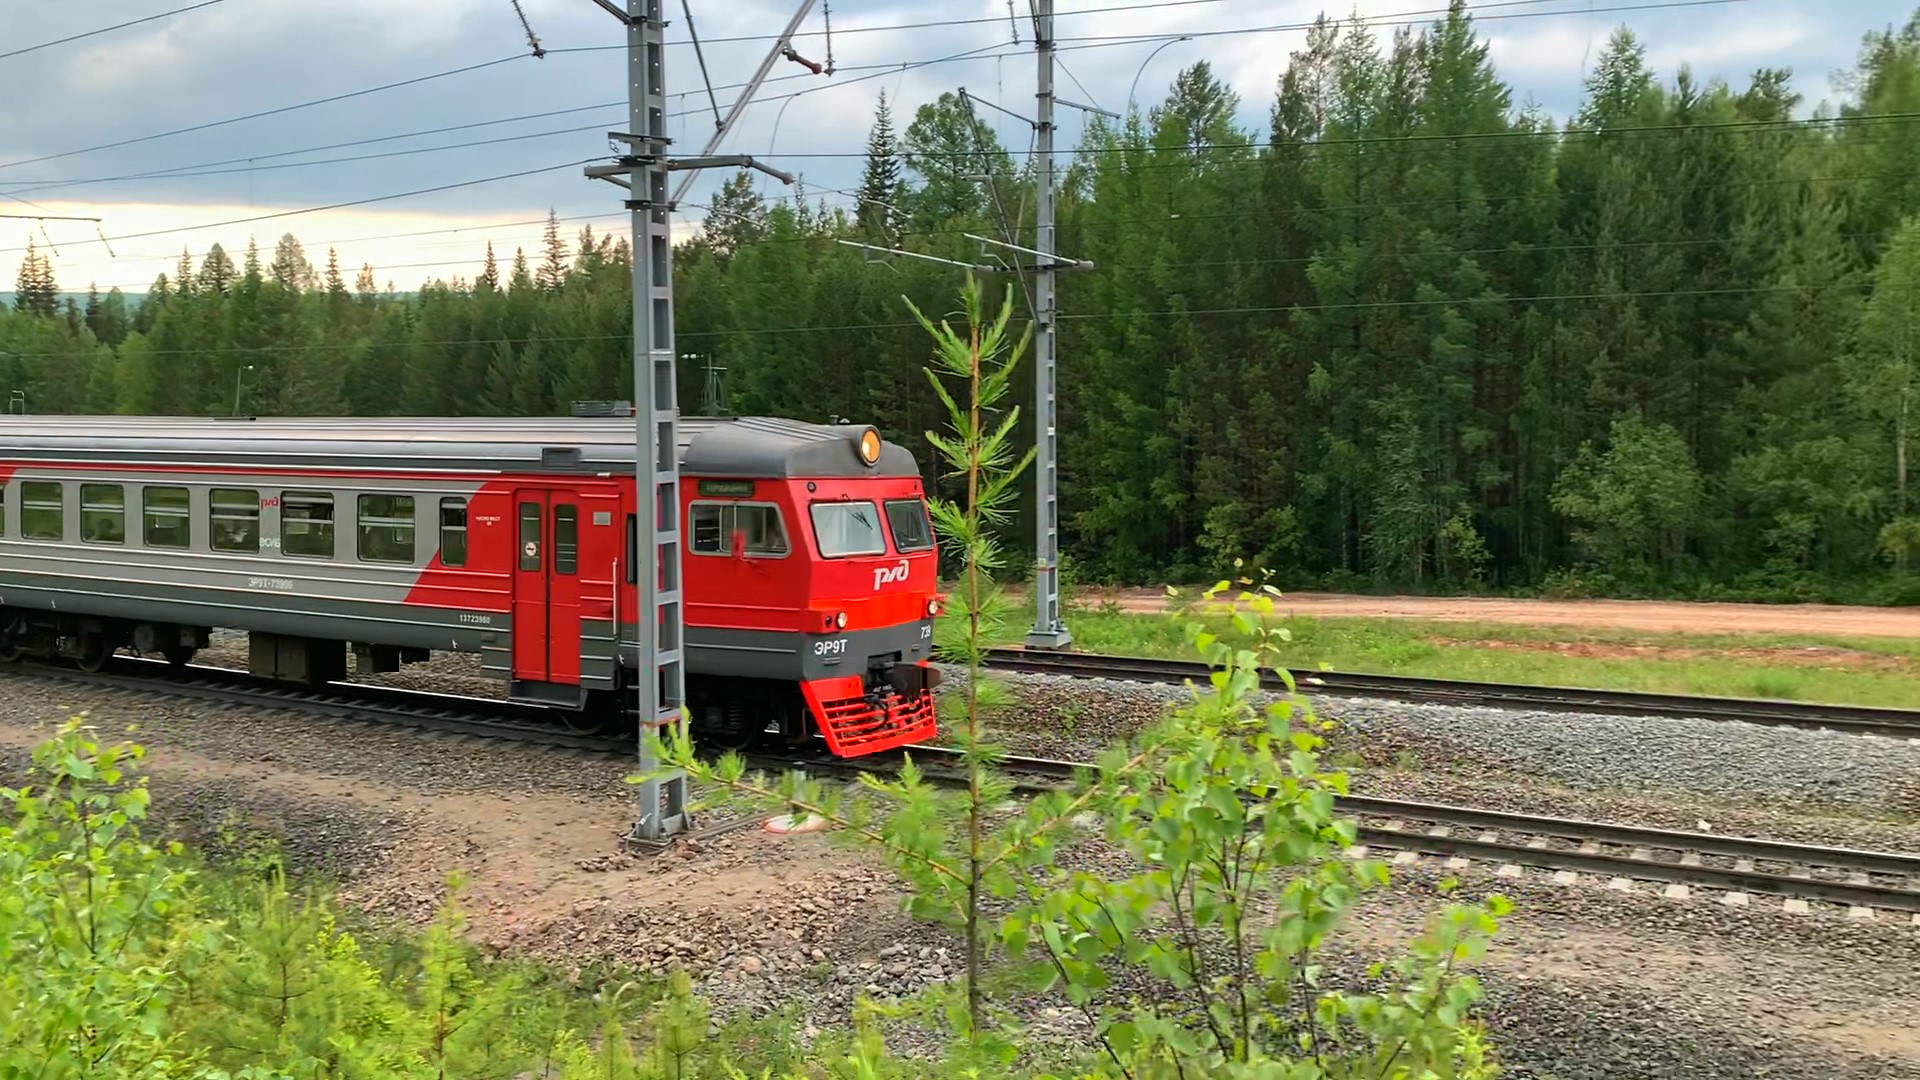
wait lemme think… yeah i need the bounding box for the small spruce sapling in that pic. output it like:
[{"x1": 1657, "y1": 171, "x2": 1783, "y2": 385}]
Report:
[{"x1": 644, "y1": 276, "x2": 1130, "y2": 1058}]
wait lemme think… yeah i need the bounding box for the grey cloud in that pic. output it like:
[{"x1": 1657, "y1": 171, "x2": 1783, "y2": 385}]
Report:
[{"x1": 0, "y1": 0, "x2": 1906, "y2": 229}]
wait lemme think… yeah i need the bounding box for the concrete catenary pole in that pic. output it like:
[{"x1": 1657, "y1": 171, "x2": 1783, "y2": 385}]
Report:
[
  {"x1": 1025, "y1": 0, "x2": 1071, "y2": 650},
  {"x1": 621, "y1": 0, "x2": 689, "y2": 841}
]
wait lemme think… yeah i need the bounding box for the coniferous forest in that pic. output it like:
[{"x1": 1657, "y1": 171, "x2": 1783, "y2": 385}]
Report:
[{"x1": 6, "y1": 8, "x2": 1920, "y2": 600}]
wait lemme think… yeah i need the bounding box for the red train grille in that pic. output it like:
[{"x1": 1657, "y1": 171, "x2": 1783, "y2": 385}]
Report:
[{"x1": 803, "y1": 681, "x2": 938, "y2": 756}]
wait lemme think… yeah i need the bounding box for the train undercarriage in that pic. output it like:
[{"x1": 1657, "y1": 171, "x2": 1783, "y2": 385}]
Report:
[{"x1": 0, "y1": 606, "x2": 935, "y2": 756}]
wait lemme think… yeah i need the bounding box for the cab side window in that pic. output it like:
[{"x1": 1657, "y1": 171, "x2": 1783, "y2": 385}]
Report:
[{"x1": 689, "y1": 503, "x2": 789, "y2": 557}]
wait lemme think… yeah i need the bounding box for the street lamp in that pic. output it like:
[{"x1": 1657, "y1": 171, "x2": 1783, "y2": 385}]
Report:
[
  {"x1": 1128, "y1": 36, "x2": 1192, "y2": 113},
  {"x1": 232, "y1": 364, "x2": 255, "y2": 416}
]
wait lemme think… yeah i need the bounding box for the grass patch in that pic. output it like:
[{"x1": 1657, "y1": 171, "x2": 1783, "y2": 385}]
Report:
[{"x1": 1037, "y1": 608, "x2": 1920, "y2": 708}]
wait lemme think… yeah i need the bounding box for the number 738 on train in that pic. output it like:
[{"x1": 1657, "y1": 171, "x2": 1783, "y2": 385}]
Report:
[{"x1": 0, "y1": 408, "x2": 944, "y2": 756}]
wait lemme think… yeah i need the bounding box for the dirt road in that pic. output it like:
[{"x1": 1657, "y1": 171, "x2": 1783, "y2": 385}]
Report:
[{"x1": 1086, "y1": 589, "x2": 1920, "y2": 639}]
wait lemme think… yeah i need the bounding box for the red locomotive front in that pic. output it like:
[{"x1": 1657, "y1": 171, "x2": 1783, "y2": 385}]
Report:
[{"x1": 669, "y1": 423, "x2": 942, "y2": 756}]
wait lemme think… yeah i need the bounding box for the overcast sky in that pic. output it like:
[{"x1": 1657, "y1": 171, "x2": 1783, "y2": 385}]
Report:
[{"x1": 2, "y1": 0, "x2": 1911, "y2": 293}]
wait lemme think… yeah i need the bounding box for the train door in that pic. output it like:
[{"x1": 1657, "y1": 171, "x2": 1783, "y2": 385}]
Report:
[{"x1": 511, "y1": 489, "x2": 583, "y2": 686}]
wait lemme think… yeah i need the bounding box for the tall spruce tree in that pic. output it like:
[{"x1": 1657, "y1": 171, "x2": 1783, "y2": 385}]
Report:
[
  {"x1": 535, "y1": 211, "x2": 568, "y2": 291},
  {"x1": 858, "y1": 91, "x2": 906, "y2": 242},
  {"x1": 12, "y1": 239, "x2": 58, "y2": 316}
]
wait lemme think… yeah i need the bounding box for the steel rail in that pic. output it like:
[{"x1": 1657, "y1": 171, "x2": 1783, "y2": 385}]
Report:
[
  {"x1": 799, "y1": 744, "x2": 1920, "y2": 915},
  {"x1": 9, "y1": 656, "x2": 1917, "y2": 914},
  {"x1": 983, "y1": 647, "x2": 1920, "y2": 738}
]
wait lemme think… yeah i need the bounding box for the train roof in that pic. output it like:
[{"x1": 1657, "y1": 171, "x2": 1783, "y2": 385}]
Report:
[{"x1": 0, "y1": 415, "x2": 922, "y2": 480}]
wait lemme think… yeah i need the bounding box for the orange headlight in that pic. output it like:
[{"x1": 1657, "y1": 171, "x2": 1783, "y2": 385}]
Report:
[{"x1": 857, "y1": 428, "x2": 881, "y2": 466}]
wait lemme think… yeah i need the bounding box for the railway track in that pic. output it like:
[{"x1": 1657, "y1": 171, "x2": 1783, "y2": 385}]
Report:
[
  {"x1": 8, "y1": 657, "x2": 1919, "y2": 921},
  {"x1": 6, "y1": 655, "x2": 630, "y2": 754},
  {"x1": 776, "y1": 745, "x2": 1920, "y2": 921},
  {"x1": 984, "y1": 647, "x2": 1920, "y2": 739}
]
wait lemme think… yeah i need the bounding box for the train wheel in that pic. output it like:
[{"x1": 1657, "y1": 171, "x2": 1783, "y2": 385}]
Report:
[
  {"x1": 0, "y1": 615, "x2": 22, "y2": 663},
  {"x1": 162, "y1": 646, "x2": 197, "y2": 667},
  {"x1": 701, "y1": 702, "x2": 760, "y2": 752},
  {"x1": 72, "y1": 637, "x2": 111, "y2": 673}
]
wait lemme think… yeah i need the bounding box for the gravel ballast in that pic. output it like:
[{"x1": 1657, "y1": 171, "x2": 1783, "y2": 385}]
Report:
[
  {"x1": 948, "y1": 666, "x2": 1920, "y2": 816},
  {"x1": 6, "y1": 654, "x2": 1919, "y2": 1075}
]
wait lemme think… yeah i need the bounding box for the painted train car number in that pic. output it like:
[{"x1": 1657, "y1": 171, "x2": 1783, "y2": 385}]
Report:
[{"x1": 813, "y1": 638, "x2": 848, "y2": 658}]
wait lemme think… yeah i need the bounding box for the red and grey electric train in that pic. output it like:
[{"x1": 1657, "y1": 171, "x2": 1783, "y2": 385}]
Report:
[{"x1": 0, "y1": 410, "x2": 941, "y2": 756}]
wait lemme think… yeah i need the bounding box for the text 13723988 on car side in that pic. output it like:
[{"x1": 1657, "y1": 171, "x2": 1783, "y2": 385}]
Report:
[{"x1": 0, "y1": 406, "x2": 942, "y2": 756}]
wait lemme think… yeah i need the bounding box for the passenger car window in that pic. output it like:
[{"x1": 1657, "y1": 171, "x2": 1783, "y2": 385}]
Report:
[
  {"x1": 439, "y1": 498, "x2": 468, "y2": 567},
  {"x1": 553, "y1": 505, "x2": 578, "y2": 575},
  {"x1": 689, "y1": 503, "x2": 789, "y2": 557},
  {"x1": 210, "y1": 489, "x2": 260, "y2": 553},
  {"x1": 518, "y1": 503, "x2": 541, "y2": 571},
  {"x1": 81, "y1": 484, "x2": 125, "y2": 545},
  {"x1": 358, "y1": 494, "x2": 415, "y2": 563},
  {"x1": 809, "y1": 501, "x2": 886, "y2": 558},
  {"x1": 143, "y1": 487, "x2": 190, "y2": 548},
  {"x1": 21, "y1": 481, "x2": 62, "y2": 541},
  {"x1": 282, "y1": 491, "x2": 335, "y2": 558},
  {"x1": 884, "y1": 498, "x2": 934, "y2": 553}
]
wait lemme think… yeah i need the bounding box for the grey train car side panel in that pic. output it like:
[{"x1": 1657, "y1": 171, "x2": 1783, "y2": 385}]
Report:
[{"x1": 0, "y1": 414, "x2": 922, "y2": 697}]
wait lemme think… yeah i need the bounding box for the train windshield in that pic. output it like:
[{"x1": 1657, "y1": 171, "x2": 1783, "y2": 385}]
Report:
[
  {"x1": 810, "y1": 500, "x2": 886, "y2": 558},
  {"x1": 884, "y1": 498, "x2": 934, "y2": 552}
]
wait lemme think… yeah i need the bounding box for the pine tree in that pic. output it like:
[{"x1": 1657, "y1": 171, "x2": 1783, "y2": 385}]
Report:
[
  {"x1": 97, "y1": 287, "x2": 130, "y2": 347},
  {"x1": 174, "y1": 247, "x2": 196, "y2": 296},
  {"x1": 323, "y1": 248, "x2": 346, "y2": 296},
  {"x1": 536, "y1": 211, "x2": 568, "y2": 291},
  {"x1": 199, "y1": 243, "x2": 237, "y2": 295},
  {"x1": 269, "y1": 233, "x2": 311, "y2": 291},
  {"x1": 354, "y1": 263, "x2": 377, "y2": 299},
  {"x1": 477, "y1": 242, "x2": 500, "y2": 293},
  {"x1": 903, "y1": 92, "x2": 1008, "y2": 225},
  {"x1": 701, "y1": 171, "x2": 767, "y2": 261},
  {"x1": 1847, "y1": 215, "x2": 1920, "y2": 520},
  {"x1": 858, "y1": 91, "x2": 906, "y2": 242},
  {"x1": 1576, "y1": 28, "x2": 1655, "y2": 129},
  {"x1": 12, "y1": 239, "x2": 58, "y2": 316}
]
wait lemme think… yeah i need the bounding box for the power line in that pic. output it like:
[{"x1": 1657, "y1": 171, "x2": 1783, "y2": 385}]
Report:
[
  {"x1": 83, "y1": 212, "x2": 634, "y2": 284},
  {"x1": 19, "y1": 35, "x2": 1884, "y2": 212},
  {"x1": 0, "y1": 40, "x2": 1012, "y2": 191},
  {"x1": 0, "y1": 0, "x2": 1626, "y2": 186},
  {"x1": 1, "y1": 123, "x2": 617, "y2": 189},
  {"x1": 0, "y1": 159, "x2": 603, "y2": 254},
  {"x1": 1054, "y1": 0, "x2": 1758, "y2": 45},
  {"x1": 0, "y1": 53, "x2": 528, "y2": 175},
  {"x1": 0, "y1": 0, "x2": 227, "y2": 63},
  {"x1": 711, "y1": 169, "x2": 1899, "y2": 251},
  {"x1": 7, "y1": 278, "x2": 1900, "y2": 361},
  {"x1": 729, "y1": 111, "x2": 1920, "y2": 163},
  {"x1": 677, "y1": 279, "x2": 1887, "y2": 337},
  {"x1": 0, "y1": 102, "x2": 628, "y2": 194},
  {"x1": 74, "y1": 210, "x2": 635, "y2": 276},
  {"x1": 535, "y1": 0, "x2": 1591, "y2": 51}
]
